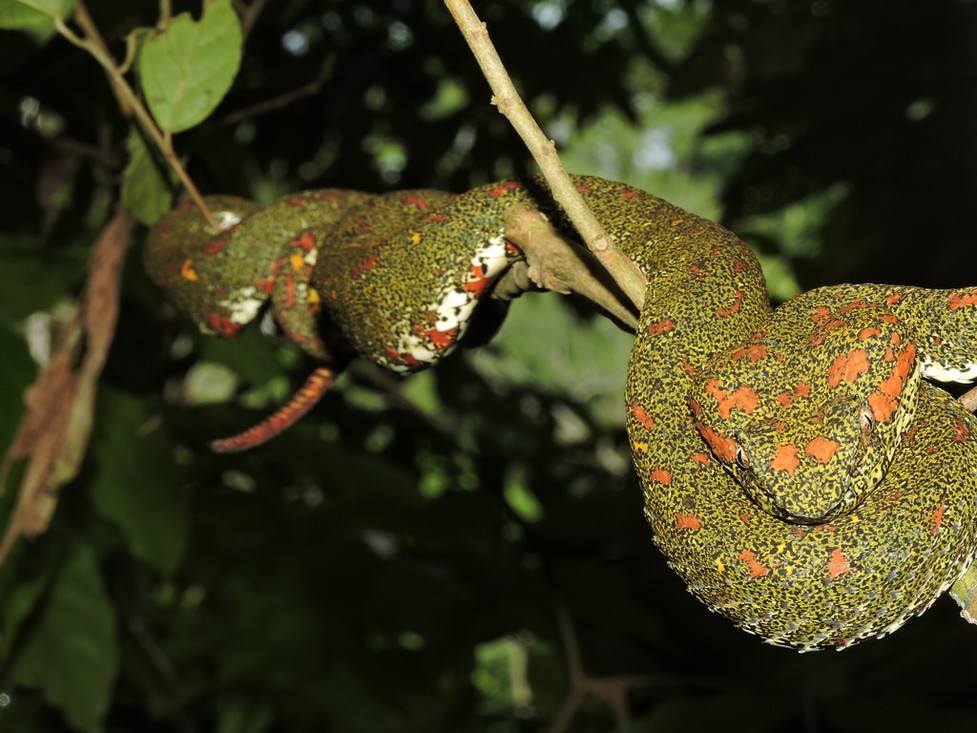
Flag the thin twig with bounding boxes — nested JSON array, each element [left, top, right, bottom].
[[216, 54, 336, 128], [351, 362, 455, 436], [73, 3, 132, 116], [59, 3, 217, 229], [960, 384, 977, 412], [549, 601, 593, 733], [48, 135, 123, 168], [554, 601, 585, 686], [443, 0, 647, 312], [549, 598, 728, 731], [158, 0, 172, 29], [239, 0, 269, 39]]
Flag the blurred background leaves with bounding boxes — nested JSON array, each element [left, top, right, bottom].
[[2, 0, 977, 731]]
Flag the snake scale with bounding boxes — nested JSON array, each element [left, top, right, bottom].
[[144, 176, 977, 650]]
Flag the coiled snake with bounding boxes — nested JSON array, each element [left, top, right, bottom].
[[145, 176, 977, 650]]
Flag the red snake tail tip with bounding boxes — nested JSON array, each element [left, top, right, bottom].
[[209, 366, 335, 453]]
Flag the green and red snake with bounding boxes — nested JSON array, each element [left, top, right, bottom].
[[144, 176, 977, 651]]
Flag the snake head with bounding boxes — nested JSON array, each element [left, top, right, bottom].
[[687, 296, 920, 524]]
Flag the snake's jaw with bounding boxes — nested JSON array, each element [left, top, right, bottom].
[[745, 471, 860, 525], [730, 425, 867, 525]]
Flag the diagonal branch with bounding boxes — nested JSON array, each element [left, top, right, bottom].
[[215, 54, 336, 128], [57, 2, 216, 229], [0, 209, 134, 566], [443, 0, 647, 314]]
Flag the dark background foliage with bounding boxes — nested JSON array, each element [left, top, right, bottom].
[[2, 1, 977, 731]]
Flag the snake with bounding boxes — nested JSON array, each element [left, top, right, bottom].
[[144, 175, 977, 650]]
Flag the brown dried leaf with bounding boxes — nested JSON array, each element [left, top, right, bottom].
[[0, 209, 133, 565]]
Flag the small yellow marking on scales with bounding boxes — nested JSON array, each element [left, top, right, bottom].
[[180, 258, 198, 281]]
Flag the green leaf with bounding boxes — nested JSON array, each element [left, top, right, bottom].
[[0, 0, 77, 31], [468, 294, 633, 427], [137, 0, 242, 133], [90, 388, 188, 575], [0, 322, 34, 454], [10, 537, 117, 733], [120, 125, 176, 226], [0, 550, 55, 662], [471, 636, 532, 715]]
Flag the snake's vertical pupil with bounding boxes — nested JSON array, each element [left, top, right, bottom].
[[859, 406, 875, 444]]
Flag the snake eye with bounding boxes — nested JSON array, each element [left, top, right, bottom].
[[735, 446, 751, 469], [859, 406, 876, 443]]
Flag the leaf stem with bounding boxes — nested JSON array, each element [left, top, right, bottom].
[[57, 3, 217, 229], [239, 0, 269, 39], [443, 0, 647, 312]]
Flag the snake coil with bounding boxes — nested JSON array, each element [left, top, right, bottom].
[[145, 176, 977, 650]]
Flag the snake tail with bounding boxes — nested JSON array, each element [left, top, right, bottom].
[[209, 367, 336, 453]]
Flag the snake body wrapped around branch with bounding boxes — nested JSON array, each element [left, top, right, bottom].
[[145, 175, 977, 650]]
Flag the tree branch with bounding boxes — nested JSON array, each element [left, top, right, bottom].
[[216, 54, 336, 128], [443, 0, 647, 313], [501, 204, 638, 329]]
